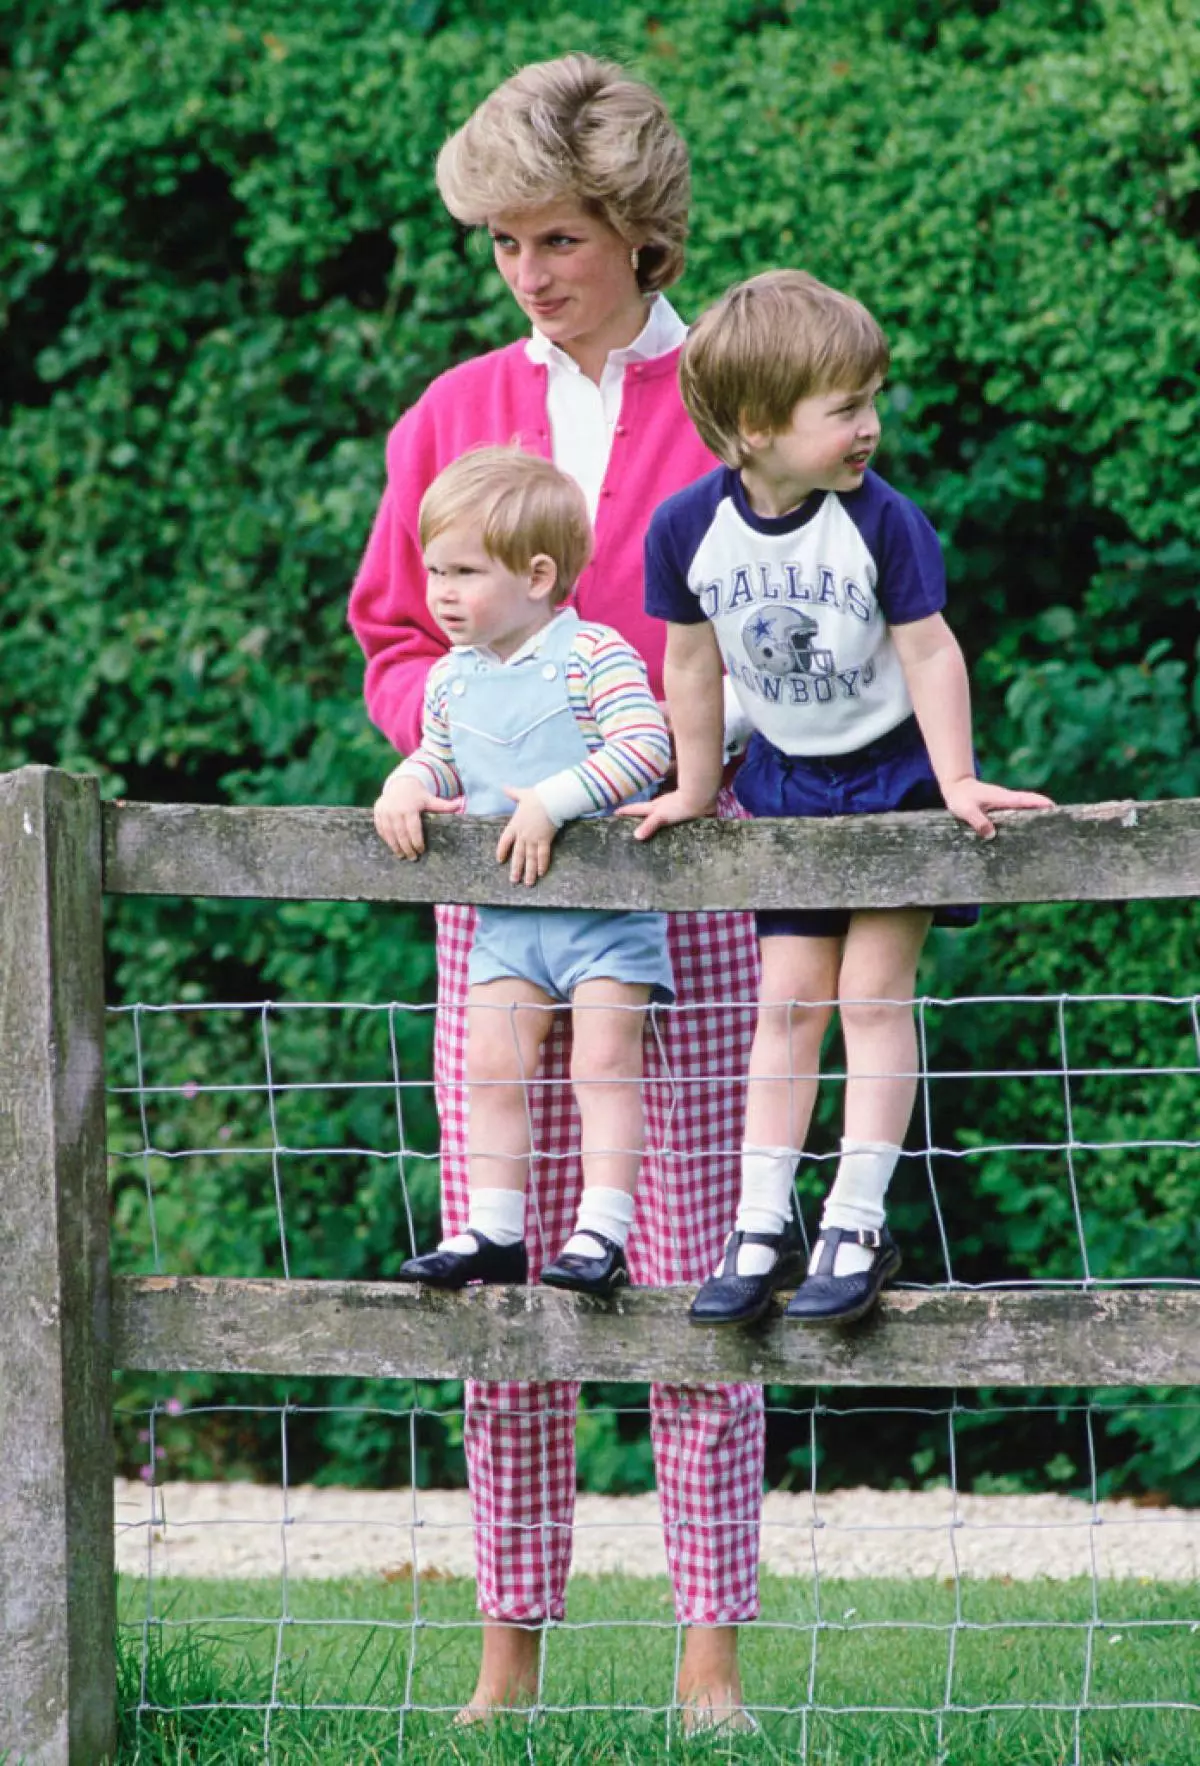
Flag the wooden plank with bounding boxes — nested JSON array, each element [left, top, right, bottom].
[[111, 1275, 1200, 1388], [101, 796, 1200, 909], [0, 768, 115, 1766]]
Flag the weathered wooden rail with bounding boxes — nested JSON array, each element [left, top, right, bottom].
[[3, 763, 1199, 1762], [102, 790, 1200, 908], [112, 1277, 1200, 1388]]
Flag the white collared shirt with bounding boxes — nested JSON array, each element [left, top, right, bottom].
[[458, 618, 559, 670], [525, 295, 687, 520]]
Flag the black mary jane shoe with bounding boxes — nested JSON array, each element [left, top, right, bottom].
[[784, 1225, 901, 1323], [396, 1230, 527, 1290], [688, 1221, 807, 1327], [540, 1234, 629, 1297]]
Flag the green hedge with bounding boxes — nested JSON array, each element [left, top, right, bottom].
[[3, 0, 1198, 1496]]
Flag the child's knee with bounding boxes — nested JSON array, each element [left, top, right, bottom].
[[569, 1000, 646, 1084], [468, 1020, 531, 1086], [570, 1031, 643, 1088], [754, 994, 833, 1050], [837, 990, 915, 1044]]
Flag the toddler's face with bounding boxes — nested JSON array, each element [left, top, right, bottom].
[[424, 520, 554, 659], [746, 378, 883, 509]]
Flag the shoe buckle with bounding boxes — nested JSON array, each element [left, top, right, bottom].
[[858, 1227, 882, 1249]]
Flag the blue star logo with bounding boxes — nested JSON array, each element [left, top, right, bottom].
[[747, 614, 776, 645]]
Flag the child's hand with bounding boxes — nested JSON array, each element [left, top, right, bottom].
[[373, 774, 459, 859], [497, 787, 558, 886], [942, 776, 1055, 841], [618, 786, 718, 842]]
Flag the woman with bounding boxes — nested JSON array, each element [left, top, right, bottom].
[[350, 54, 761, 1731]]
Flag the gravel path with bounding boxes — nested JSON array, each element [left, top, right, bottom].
[[114, 1479, 1200, 1583]]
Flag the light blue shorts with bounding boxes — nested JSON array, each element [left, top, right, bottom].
[[469, 906, 675, 1004]]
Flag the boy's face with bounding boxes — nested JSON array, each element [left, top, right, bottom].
[[424, 519, 557, 659], [742, 377, 883, 512]]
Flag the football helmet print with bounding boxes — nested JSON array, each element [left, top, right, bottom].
[[741, 606, 835, 678]]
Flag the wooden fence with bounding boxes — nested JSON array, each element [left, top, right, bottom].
[[2, 762, 1199, 1763]]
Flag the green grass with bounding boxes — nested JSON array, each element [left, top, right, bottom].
[[116, 1572, 1200, 1764]]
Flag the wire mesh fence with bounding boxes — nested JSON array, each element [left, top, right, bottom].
[[112, 1389, 1200, 1759], [106, 988, 1200, 1289], [105, 989, 1200, 1759]]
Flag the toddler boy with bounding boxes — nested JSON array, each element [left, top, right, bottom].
[[378, 447, 674, 1297]]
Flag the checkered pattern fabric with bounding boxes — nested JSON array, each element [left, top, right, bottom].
[[433, 796, 764, 1623]]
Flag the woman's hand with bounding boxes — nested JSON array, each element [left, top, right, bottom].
[[497, 787, 558, 886], [618, 786, 718, 841], [374, 774, 459, 859], [942, 776, 1055, 841]]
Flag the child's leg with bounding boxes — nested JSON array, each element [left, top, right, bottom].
[[731, 935, 841, 1270], [745, 933, 841, 1147], [793, 907, 931, 1300], [839, 907, 932, 1147], [443, 978, 555, 1252], [554, 978, 650, 1262], [689, 935, 839, 1322]]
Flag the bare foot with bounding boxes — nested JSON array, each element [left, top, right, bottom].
[[677, 1623, 750, 1734], [681, 1694, 759, 1736], [454, 1619, 540, 1725], [452, 1702, 527, 1729]]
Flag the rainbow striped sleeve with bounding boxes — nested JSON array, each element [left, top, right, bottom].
[[535, 625, 671, 826], [393, 657, 463, 799]]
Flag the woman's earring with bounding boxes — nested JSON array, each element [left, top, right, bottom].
[[630, 246, 640, 274]]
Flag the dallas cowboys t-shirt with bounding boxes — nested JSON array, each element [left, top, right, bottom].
[[645, 465, 946, 757]]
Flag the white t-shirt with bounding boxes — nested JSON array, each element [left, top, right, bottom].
[[646, 465, 948, 757]]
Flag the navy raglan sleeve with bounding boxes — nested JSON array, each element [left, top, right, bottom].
[[873, 490, 947, 625], [644, 500, 708, 625]]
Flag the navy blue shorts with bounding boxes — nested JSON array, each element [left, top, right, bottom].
[[733, 718, 981, 939]]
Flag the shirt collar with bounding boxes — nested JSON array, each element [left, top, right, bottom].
[[455, 608, 579, 668], [524, 295, 687, 374]]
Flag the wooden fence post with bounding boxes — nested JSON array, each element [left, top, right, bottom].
[[0, 767, 115, 1764]]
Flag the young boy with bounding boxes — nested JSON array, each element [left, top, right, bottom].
[[629, 270, 1052, 1325], [376, 447, 674, 1298]]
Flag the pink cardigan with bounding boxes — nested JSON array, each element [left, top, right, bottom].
[[348, 339, 717, 754]]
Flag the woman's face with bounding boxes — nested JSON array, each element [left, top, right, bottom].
[[488, 201, 647, 376]]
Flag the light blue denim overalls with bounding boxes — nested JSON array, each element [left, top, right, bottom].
[[444, 610, 674, 1003]]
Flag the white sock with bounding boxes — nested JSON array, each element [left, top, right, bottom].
[[560, 1186, 635, 1259], [813, 1140, 901, 1277], [442, 1187, 525, 1253], [729, 1146, 799, 1276]]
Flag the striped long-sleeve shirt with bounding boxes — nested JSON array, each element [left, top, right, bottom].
[[396, 616, 672, 827]]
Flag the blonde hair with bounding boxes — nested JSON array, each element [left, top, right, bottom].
[[418, 448, 593, 605], [436, 53, 690, 293], [680, 270, 891, 467]]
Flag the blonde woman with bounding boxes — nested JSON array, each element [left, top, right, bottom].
[[350, 55, 761, 1731]]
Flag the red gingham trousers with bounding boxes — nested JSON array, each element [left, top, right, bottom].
[[433, 865, 764, 1625]]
